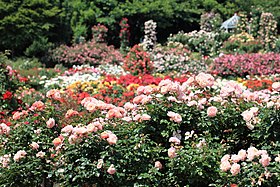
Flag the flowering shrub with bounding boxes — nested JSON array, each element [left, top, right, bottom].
[[51, 40, 123, 67], [119, 18, 130, 54], [142, 20, 157, 51], [211, 53, 280, 77], [168, 30, 222, 56], [200, 11, 222, 32], [151, 44, 190, 74], [1, 72, 280, 186], [0, 52, 22, 111], [218, 147, 280, 186], [221, 32, 262, 54], [258, 12, 278, 51], [92, 24, 108, 43], [123, 45, 153, 75]]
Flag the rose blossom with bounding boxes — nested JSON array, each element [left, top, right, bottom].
[[207, 106, 218, 117], [36, 151, 45, 158], [46, 118, 55, 128], [107, 164, 116, 175], [107, 133, 118, 145], [13, 150, 27, 162], [169, 137, 181, 145], [53, 138, 62, 147], [168, 147, 176, 158], [154, 161, 163, 169], [0, 123, 10, 135], [220, 160, 231, 172], [237, 149, 247, 161], [230, 163, 240, 176], [272, 82, 280, 91], [167, 111, 182, 123], [247, 147, 258, 161], [30, 142, 39, 150], [241, 110, 254, 122], [259, 154, 271, 167]]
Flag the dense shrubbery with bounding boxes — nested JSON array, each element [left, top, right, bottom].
[[51, 40, 123, 67], [221, 32, 262, 54], [211, 53, 280, 77], [168, 30, 223, 56], [123, 45, 153, 75], [1, 73, 280, 186]]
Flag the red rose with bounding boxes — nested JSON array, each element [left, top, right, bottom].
[[2, 91, 13, 100]]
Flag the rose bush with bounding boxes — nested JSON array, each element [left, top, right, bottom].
[[1, 73, 280, 186]]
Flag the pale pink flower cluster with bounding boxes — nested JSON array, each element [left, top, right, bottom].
[[241, 107, 260, 130], [154, 161, 163, 169], [61, 121, 104, 144], [65, 109, 79, 118], [12, 110, 28, 120], [207, 106, 218, 117], [29, 101, 45, 111], [169, 137, 181, 145], [82, 97, 115, 112], [195, 72, 215, 88], [30, 142, 39, 150], [133, 94, 152, 105], [137, 85, 154, 95], [0, 123, 10, 135], [46, 89, 61, 100], [0, 154, 11, 168], [106, 107, 126, 119], [220, 81, 243, 97], [123, 102, 137, 110], [220, 147, 272, 176], [46, 118, 55, 128], [168, 147, 177, 158], [107, 164, 116, 174], [272, 82, 280, 92], [100, 131, 118, 145], [132, 113, 151, 122], [13, 150, 27, 162], [36, 151, 45, 158], [167, 111, 182, 123]]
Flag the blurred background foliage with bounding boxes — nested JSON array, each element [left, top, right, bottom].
[[0, 0, 279, 59]]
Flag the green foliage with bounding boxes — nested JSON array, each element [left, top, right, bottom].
[[0, 0, 64, 55]]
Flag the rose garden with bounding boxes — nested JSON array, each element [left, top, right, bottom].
[[1, 2, 280, 187]]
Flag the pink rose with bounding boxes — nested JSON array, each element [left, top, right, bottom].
[[207, 106, 217, 117], [247, 147, 258, 161], [141, 114, 151, 121], [30, 142, 39, 150], [220, 160, 231, 172], [231, 154, 241, 163], [0, 123, 10, 135], [53, 138, 62, 147], [230, 163, 240, 176], [61, 125, 74, 134], [36, 151, 45, 158], [259, 154, 271, 167], [13, 150, 27, 162], [195, 72, 214, 88], [107, 164, 116, 175], [167, 111, 182, 123], [168, 147, 176, 158], [107, 133, 118, 145], [272, 82, 280, 91], [169, 137, 181, 145], [237, 149, 247, 161], [154, 161, 163, 169], [46, 118, 55, 128], [241, 110, 254, 122]]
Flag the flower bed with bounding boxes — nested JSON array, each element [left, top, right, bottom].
[[1, 72, 280, 186]]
